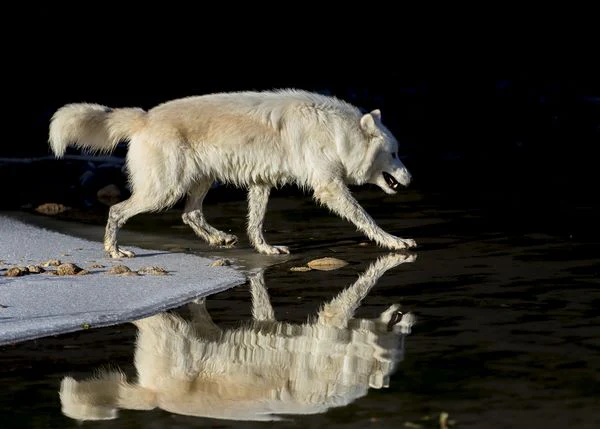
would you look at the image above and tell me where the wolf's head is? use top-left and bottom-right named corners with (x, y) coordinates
top-left (360, 110), bottom-right (411, 194)
top-left (339, 109), bottom-right (411, 194)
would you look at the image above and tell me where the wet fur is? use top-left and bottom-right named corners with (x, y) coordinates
top-left (49, 90), bottom-right (416, 256)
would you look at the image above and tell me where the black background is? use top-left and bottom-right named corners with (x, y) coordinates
top-left (2, 8), bottom-right (598, 235)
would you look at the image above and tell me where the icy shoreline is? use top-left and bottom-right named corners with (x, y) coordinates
top-left (0, 215), bottom-right (246, 346)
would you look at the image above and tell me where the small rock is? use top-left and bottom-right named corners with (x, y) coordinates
top-left (138, 266), bottom-right (169, 275)
top-left (34, 203), bottom-right (70, 215)
top-left (121, 271), bottom-right (140, 277)
top-left (289, 266), bottom-right (312, 272)
top-left (210, 259), bottom-right (231, 267)
top-left (307, 257), bottom-right (349, 271)
top-left (57, 263), bottom-right (83, 276)
top-left (42, 259), bottom-right (61, 267)
top-left (87, 263), bottom-right (105, 269)
top-left (26, 265), bottom-right (45, 274)
top-left (77, 270), bottom-right (90, 276)
top-left (108, 265), bottom-right (133, 275)
top-left (5, 267), bottom-right (29, 277)
top-left (81, 323), bottom-right (91, 329)
top-left (46, 271), bottom-right (59, 276)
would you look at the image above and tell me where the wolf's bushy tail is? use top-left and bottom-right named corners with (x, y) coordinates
top-left (49, 103), bottom-right (146, 157)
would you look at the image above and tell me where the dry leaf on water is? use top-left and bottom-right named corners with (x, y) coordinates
top-left (306, 257), bottom-right (348, 271)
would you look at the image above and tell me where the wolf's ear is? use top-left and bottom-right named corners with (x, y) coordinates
top-left (360, 113), bottom-right (378, 134)
top-left (370, 109), bottom-right (381, 120)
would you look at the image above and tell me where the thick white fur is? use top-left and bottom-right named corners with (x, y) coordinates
top-left (60, 253), bottom-right (416, 422)
top-left (49, 90), bottom-right (416, 257)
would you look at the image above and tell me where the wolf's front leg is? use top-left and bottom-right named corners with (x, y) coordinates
top-left (317, 253), bottom-right (416, 328)
top-left (313, 180), bottom-right (417, 250)
top-left (247, 185), bottom-right (290, 255)
top-left (249, 270), bottom-right (276, 321)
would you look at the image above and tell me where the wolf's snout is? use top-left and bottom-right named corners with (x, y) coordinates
top-left (383, 170), bottom-right (411, 189)
top-left (402, 170), bottom-right (412, 186)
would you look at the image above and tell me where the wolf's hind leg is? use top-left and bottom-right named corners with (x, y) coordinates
top-left (317, 253), bottom-right (416, 328)
top-left (182, 180), bottom-right (238, 247)
top-left (313, 180), bottom-right (417, 250)
top-left (104, 199), bottom-right (137, 258)
top-left (247, 185), bottom-right (289, 255)
top-left (105, 195), bottom-right (178, 258)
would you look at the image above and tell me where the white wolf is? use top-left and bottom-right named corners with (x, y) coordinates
top-left (49, 90), bottom-right (416, 257)
top-left (59, 253), bottom-right (416, 421)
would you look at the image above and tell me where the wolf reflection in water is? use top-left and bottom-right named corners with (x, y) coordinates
top-left (60, 253), bottom-right (416, 422)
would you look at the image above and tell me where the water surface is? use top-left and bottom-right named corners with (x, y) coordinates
top-left (1, 188), bottom-right (598, 428)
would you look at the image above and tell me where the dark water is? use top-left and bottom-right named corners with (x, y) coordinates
top-left (1, 188), bottom-right (598, 429)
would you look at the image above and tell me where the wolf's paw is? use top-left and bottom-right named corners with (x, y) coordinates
top-left (378, 253), bottom-right (417, 268)
top-left (389, 238), bottom-right (417, 250)
top-left (404, 239), bottom-right (417, 248)
top-left (107, 247), bottom-right (135, 258)
top-left (209, 233), bottom-right (238, 247)
top-left (257, 245), bottom-right (290, 255)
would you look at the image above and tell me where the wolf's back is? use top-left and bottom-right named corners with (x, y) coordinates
top-left (49, 103), bottom-right (146, 157)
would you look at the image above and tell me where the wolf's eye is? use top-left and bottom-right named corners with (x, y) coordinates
top-left (392, 152), bottom-right (397, 159)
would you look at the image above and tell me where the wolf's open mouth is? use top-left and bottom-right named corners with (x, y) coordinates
top-left (382, 172), bottom-right (400, 190)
